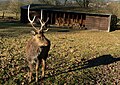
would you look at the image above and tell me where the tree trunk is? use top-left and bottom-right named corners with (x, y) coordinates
top-left (86, 0), bottom-right (89, 8)
top-left (64, 0), bottom-right (68, 6)
top-left (2, 12), bottom-right (5, 19)
top-left (16, 12), bottom-right (18, 19)
top-left (83, 0), bottom-right (86, 7)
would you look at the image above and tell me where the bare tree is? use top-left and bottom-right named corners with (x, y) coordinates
top-left (38, 0), bottom-right (61, 5)
top-left (75, 0), bottom-right (89, 7)
top-left (107, 2), bottom-right (120, 16)
top-left (26, 0), bottom-right (34, 4)
top-left (64, 0), bottom-right (68, 6)
top-left (7, 0), bottom-right (23, 19)
top-left (0, 1), bottom-right (10, 19)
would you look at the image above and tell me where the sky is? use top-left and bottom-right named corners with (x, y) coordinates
top-left (111, 0), bottom-right (120, 1)
top-left (0, 0), bottom-right (120, 2)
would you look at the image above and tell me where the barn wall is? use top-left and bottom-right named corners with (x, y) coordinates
top-left (85, 15), bottom-right (109, 31)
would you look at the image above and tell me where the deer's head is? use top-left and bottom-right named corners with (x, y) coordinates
top-left (28, 5), bottom-right (49, 46)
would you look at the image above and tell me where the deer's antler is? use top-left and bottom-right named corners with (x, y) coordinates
top-left (28, 5), bottom-right (37, 31)
top-left (28, 5), bottom-right (49, 32)
top-left (39, 17), bottom-right (49, 31)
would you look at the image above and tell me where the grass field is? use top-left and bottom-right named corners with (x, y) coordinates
top-left (0, 22), bottom-right (120, 85)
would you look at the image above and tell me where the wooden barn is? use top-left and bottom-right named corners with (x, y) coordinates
top-left (20, 4), bottom-right (117, 32)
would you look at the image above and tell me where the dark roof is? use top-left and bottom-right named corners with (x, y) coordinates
top-left (21, 4), bottom-right (86, 11)
top-left (21, 4), bottom-right (54, 10)
top-left (21, 4), bottom-right (112, 16)
top-left (21, 4), bottom-right (64, 9)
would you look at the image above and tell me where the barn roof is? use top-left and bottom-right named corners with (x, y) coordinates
top-left (21, 4), bottom-right (112, 16)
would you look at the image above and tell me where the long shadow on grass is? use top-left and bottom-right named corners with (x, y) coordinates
top-left (45, 54), bottom-right (120, 78)
top-left (81, 54), bottom-right (120, 69)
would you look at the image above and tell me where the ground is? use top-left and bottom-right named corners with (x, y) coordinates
top-left (0, 22), bottom-right (120, 85)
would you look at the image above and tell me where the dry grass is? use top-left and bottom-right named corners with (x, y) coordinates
top-left (0, 22), bottom-right (120, 84)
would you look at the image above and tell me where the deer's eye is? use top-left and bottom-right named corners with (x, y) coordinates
top-left (38, 36), bottom-right (43, 40)
top-left (38, 36), bottom-right (41, 38)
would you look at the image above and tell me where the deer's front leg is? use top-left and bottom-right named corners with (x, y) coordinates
top-left (29, 63), bottom-right (33, 82)
top-left (36, 60), bottom-right (39, 82)
top-left (41, 59), bottom-right (45, 78)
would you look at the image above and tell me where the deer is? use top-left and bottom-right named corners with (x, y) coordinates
top-left (25, 5), bottom-right (50, 82)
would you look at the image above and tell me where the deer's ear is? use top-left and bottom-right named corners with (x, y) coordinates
top-left (31, 30), bottom-right (36, 35)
